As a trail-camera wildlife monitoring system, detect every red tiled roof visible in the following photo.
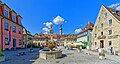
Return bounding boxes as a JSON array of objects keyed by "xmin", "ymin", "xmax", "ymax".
[
  {"xmin": 34, "ymin": 34, "xmax": 61, "ymax": 39},
  {"xmin": 79, "ymin": 22, "xmax": 94, "ymax": 34}
]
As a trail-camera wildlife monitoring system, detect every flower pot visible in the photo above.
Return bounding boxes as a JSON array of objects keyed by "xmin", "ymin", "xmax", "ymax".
[
  {"xmin": 77, "ymin": 49, "xmax": 80, "ymax": 52},
  {"xmin": 99, "ymin": 56, "xmax": 105, "ymax": 60}
]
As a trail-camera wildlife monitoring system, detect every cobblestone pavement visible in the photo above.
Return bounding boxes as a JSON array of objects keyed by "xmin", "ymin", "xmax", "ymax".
[
  {"xmin": 0, "ymin": 47, "xmax": 119, "ymax": 64},
  {"xmin": 33, "ymin": 47, "xmax": 120, "ymax": 64},
  {"xmin": 0, "ymin": 48, "xmax": 40, "ymax": 64}
]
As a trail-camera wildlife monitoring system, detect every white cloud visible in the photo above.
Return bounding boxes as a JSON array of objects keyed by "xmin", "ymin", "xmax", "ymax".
[
  {"xmin": 116, "ymin": 6, "xmax": 120, "ymax": 10},
  {"xmin": 42, "ymin": 27, "xmax": 49, "ymax": 32},
  {"xmin": 75, "ymin": 28, "xmax": 82, "ymax": 34},
  {"xmin": 44, "ymin": 32, "xmax": 48, "ymax": 34},
  {"xmin": 108, "ymin": 3, "xmax": 120, "ymax": 10},
  {"xmin": 53, "ymin": 16, "xmax": 64, "ymax": 25},
  {"xmin": 43, "ymin": 22, "xmax": 52, "ymax": 28}
]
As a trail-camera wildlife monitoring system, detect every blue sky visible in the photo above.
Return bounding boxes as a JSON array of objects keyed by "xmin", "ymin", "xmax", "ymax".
[{"xmin": 1, "ymin": 0, "xmax": 120, "ymax": 35}]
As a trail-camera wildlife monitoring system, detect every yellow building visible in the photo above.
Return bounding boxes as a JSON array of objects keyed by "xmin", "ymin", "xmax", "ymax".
[{"xmin": 92, "ymin": 5, "xmax": 120, "ymax": 55}]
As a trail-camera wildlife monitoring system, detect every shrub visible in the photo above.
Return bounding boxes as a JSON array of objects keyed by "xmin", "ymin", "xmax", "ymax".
[
  {"xmin": 76, "ymin": 45, "xmax": 80, "ymax": 49},
  {"xmin": 47, "ymin": 41, "xmax": 55, "ymax": 51},
  {"xmin": 99, "ymin": 53, "xmax": 105, "ymax": 56},
  {"xmin": 0, "ymin": 51, "xmax": 4, "ymax": 57}
]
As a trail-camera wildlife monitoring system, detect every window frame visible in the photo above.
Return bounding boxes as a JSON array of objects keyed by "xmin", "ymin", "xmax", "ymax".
[
  {"xmin": 12, "ymin": 25, "xmax": 16, "ymax": 32},
  {"xmin": 5, "ymin": 37, "xmax": 9, "ymax": 45},
  {"xmin": 12, "ymin": 14, "xmax": 16, "ymax": 22},
  {"xmin": 18, "ymin": 18, "xmax": 22, "ymax": 25},
  {"xmin": 104, "ymin": 13, "xmax": 107, "ymax": 19},
  {"xmin": 109, "ymin": 30, "xmax": 112, "ymax": 35},
  {"xmin": 109, "ymin": 19, "xmax": 112, "ymax": 25},
  {"xmin": 101, "ymin": 32, "xmax": 103, "ymax": 35},
  {"xmin": 18, "ymin": 28, "xmax": 21, "ymax": 34},
  {"xmin": 4, "ymin": 9, "xmax": 9, "ymax": 18},
  {"xmin": 109, "ymin": 41, "xmax": 112, "ymax": 46},
  {"xmin": 4, "ymin": 22, "xmax": 9, "ymax": 31}
]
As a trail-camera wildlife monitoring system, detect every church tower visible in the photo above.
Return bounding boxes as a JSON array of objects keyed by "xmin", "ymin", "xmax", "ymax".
[{"xmin": 60, "ymin": 24, "xmax": 62, "ymax": 35}]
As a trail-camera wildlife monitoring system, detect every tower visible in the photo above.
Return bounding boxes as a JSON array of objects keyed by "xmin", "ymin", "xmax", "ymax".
[{"xmin": 60, "ymin": 24, "xmax": 62, "ymax": 35}]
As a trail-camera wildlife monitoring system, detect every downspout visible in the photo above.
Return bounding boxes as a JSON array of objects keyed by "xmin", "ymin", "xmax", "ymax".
[{"xmin": 1, "ymin": 17, "xmax": 4, "ymax": 50}]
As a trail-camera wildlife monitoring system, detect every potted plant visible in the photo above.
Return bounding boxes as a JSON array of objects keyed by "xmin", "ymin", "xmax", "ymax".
[
  {"xmin": 99, "ymin": 53, "xmax": 105, "ymax": 59},
  {"xmin": 76, "ymin": 45, "xmax": 80, "ymax": 52}
]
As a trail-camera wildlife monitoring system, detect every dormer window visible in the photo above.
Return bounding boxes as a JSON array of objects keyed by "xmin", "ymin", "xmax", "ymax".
[
  {"xmin": 18, "ymin": 18, "xmax": 21, "ymax": 25},
  {"xmin": 4, "ymin": 9, "xmax": 9, "ymax": 18},
  {"xmin": 12, "ymin": 14, "xmax": 16, "ymax": 22}
]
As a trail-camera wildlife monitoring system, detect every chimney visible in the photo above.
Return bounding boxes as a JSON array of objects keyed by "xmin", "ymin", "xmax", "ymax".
[{"xmin": 116, "ymin": 11, "xmax": 120, "ymax": 16}]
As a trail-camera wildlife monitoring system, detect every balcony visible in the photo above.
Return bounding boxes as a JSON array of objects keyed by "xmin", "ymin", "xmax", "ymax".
[{"xmin": 97, "ymin": 35, "xmax": 106, "ymax": 39}]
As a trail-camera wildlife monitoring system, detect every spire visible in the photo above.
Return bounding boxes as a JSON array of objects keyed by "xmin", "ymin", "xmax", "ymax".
[{"xmin": 60, "ymin": 24, "xmax": 62, "ymax": 35}]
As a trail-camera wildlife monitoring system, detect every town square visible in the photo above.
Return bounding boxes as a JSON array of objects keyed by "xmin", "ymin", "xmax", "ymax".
[{"xmin": 0, "ymin": 0, "xmax": 120, "ymax": 64}]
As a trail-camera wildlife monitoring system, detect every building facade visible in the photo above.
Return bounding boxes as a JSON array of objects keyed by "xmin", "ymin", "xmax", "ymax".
[
  {"xmin": 33, "ymin": 33, "xmax": 61, "ymax": 46},
  {"xmin": 92, "ymin": 5, "xmax": 120, "ymax": 55},
  {"xmin": 61, "ymin": 34, "xmax": 77, "ymax": 47},
  {"xmin": 23, "ymin": 28, "xmax": 33, "ymax": 48},
  {"xmin": 77, "ymin": 22, "xmax": 94, "ymax": 49},
  {"xmin": 0, "ymin": 1, "xmax": 23, "ymax": 50}
]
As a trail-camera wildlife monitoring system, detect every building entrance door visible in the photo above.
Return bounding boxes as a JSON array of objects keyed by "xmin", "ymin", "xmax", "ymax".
[
  {"xmin": 13, "ymin": 39, "xmax": 16, "ymax": 48},
  {"xmin": 100, "ymin": 40, "xmax": 104, "ymax": 48}
]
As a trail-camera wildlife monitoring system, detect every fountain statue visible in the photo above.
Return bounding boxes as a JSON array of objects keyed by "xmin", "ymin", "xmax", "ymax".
[{"xmin": 40, "ymin": 24, "xmax": 62, "ymax": 60}]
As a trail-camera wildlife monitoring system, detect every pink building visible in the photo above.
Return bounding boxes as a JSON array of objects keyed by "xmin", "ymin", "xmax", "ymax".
[{"xmin": 0, "ymin": 1, "xmax": 24, "ymax": 50}]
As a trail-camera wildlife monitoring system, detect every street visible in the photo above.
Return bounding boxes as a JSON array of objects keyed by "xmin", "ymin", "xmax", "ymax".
[{"xmin": 0, "ymin": 47, "xmax": 119, "ymax": 64}]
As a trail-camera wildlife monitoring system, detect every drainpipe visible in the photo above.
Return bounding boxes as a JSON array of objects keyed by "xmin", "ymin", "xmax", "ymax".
[{"xmin": 1, "ymin": 17, "xmax": 4, "ymax": 50}]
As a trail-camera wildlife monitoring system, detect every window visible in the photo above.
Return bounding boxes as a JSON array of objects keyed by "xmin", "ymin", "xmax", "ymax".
[
  {"xmin": 95, "ymin": 42, "xmax": 97, "ymax": 45},
  {"xmin": 109, "ymin": 19, "xmax": 112, "ymax": 25},
  {"xmin": 101, "ymin": 32, "xmax": 103, "ymax": 35},
  {"xmin": 104, "ymin": 13, "xmax": 107, "ymax": 18},
  {"xmin": 18, "ymin": 18, "xmax": 21, "ymax": 25},
  {"xmin": 98, "ymin": 17, "xmax": 100, "ymax": 21},
  {"xmin": 19, "ymin": 39, "xmax": 22, "ymax": 45},
  {"xmin": 4, "ymin": 22, "xmax": 9, "ymax": 30},
  {"xmin": 4, "ymin": 10, "xmax": 9, "ymax": 18},
  {"xmin": 109, "ymin": 30, "xmax": 112, "ymax": 35},
  {"xmin": 12, "ymin": 26, "xmax": 16, "ymax": 32},
  {"xmin": 18, "ymin": 28, "xmax": 21, "ymax": 34},
  {"xmin": 12, "ymin": 14, "xmax": 16, "ymax": 22},
  {"xmin": 95, "ymin": 34, "xmax": 97, "ymax": 38},
  {"xmin": 5, "ymin": 37, "xmax": 9, "ymax": 45},
  {"xmin": 109, "ymin": 41, "xmax": 112, "ymax": 46},
  {"xmin": 87, "ymin": 36, "xmax": 89, "ymax": 41},
  {"xmin": 101, "ymin": 23, "xmax": 103, "ymax": 28},
  {"xmin": 95, "ymin": 26, "xmax": 97, "ymax": 30}
]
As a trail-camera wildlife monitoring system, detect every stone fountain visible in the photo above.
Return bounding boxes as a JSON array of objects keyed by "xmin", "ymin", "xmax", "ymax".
[{"xmin": 39, "ymin": 24, "xmax": 62, "ymax": 60}]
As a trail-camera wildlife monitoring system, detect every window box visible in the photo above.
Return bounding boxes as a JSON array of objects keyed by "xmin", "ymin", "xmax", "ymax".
[{"xmin": 97, "ymin": 35, "xmax": 106, "ymax": 39}]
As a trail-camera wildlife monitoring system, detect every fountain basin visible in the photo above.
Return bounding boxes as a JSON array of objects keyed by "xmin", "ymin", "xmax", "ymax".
[{"xmin": 39, "ymin": 50, "xmax": 62, "ymax": 60}]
